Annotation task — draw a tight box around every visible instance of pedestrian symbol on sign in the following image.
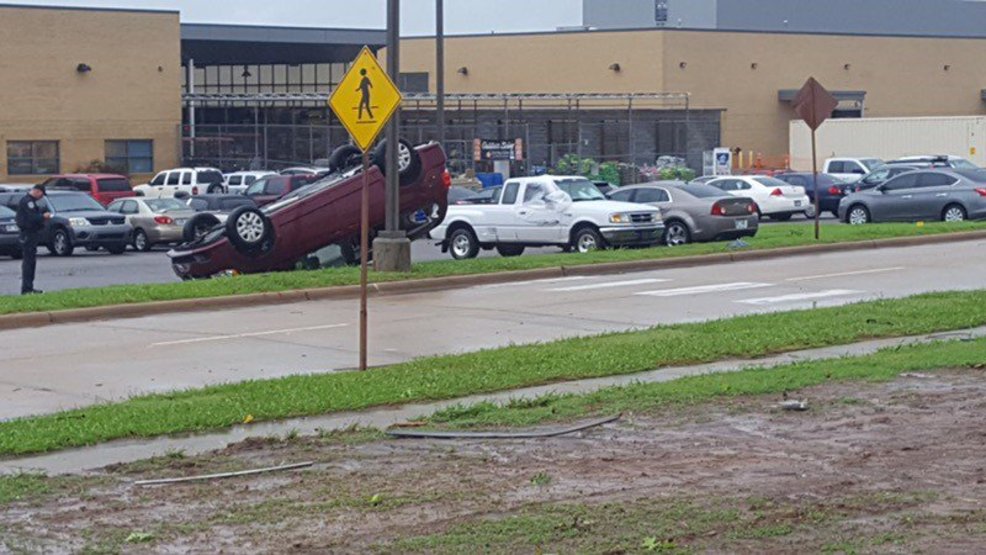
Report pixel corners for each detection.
[357,69,374,121]
[328,46,402,152]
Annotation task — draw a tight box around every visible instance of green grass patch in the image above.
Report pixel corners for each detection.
[0,474,52,505]
[1,221,982,316]
[1,289,986,457]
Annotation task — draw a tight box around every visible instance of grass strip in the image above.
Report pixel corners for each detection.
[2,289,986,457]
[426,337,986,429]
[1,220,983,315]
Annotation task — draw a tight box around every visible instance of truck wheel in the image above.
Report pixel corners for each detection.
[50,228,75,256]
[226,206,273,254]
[207,184,223,194]
[372,139,422,187]
[495,244,525,257]
[449,227,479,260]
[183,213,221,243]
[572,226,603,254]
[328,144,363,173]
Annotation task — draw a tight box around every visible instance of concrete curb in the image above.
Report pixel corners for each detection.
[2,230,984,331]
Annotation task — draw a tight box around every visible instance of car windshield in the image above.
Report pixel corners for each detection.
[0,205,14,218]
[47,194,104,212]
[752,176,791,188]
[675,184,727,198]
[861,159,884,171]
[146,198,188,213]
[950,158,979,170]
[554,178,606,201]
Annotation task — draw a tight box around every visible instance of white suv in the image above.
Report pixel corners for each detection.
[223,171,276,194]
[134,167,225,198]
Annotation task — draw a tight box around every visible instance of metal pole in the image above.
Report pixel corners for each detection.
[436,0,445,149]
[188,59,196,159]
[811,128,821,240]
[385,0,401,233]
[359,150,369,371]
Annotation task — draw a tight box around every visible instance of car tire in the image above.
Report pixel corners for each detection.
[847,205,871,225]
[572,225,604,254]
[133,229,152,252]
[942,204,967,222]
[207,184,223,194]
[803,204,817,219]
[106,244,126,255]
[663,220,691,247]
[495,244,525,257]
[226,206,274,255]
[449,227,479,260]
[50,228,74,256]
[328,144,363,173]
[183,213,222,243]
[769,213,793,221]
[372,138,422,187]
[339,236,374,266]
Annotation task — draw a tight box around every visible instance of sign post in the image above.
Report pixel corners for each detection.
[329,46,403,371]
[792,77,838,240]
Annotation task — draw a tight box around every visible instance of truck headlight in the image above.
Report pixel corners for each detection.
[68,217,90,227]
[609,213,631,224]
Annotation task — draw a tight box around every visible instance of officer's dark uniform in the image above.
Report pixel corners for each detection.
[15,191,48,294]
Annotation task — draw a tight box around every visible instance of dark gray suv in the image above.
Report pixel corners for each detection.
[0,191,132,255]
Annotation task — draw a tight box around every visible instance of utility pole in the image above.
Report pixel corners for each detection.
[436,0,445,149]
[374,0,412,272]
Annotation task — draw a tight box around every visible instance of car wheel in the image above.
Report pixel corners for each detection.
[183,213,222,243]
[769,213,792,221]
[803,204,817,219]
[226,206,274,254]
[942,204,967,222]
[373,138,423,187]
[106,244,127,255]
[328,144,363,173]
[449,227,479,260]
[51,228,74,256]
[495,244,525,257]
[133,229,152,252]
[847,205,870,225]
[663,220,691,247]
[207,184,223,194]
[572,226,604,254]
[339,236,374,266]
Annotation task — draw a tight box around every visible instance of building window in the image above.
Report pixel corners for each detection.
[400,72,429,93]
[6,141,59,175]
[106,140,154,174]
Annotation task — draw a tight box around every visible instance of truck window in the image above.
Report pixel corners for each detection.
[501,182,520,205]
[827,161,844,173]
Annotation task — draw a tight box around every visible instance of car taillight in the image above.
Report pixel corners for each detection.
[770,188,783,197]
[710,202,726,216]
[828,186,842,195]
[192,186,199,195]
[442,169,452,190]
[976,188,986,197]
[748,202,758,214]
[154,216,174,225]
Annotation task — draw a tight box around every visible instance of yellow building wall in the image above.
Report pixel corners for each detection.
[0,6,181,182]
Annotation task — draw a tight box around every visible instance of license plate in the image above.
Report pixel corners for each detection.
[794,200,802,207]
[2,224,17,233]
[175,219,188,226]
[735,220,749,230]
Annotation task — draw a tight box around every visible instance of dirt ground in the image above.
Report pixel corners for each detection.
[3,370,986,554]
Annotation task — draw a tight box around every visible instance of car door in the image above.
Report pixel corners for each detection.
[912,172,960,220]
[484,181,521,242]
[514,181,568,243]
[871,172,920,221]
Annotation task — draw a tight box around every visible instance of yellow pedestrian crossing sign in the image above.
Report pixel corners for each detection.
[329,46,403,152]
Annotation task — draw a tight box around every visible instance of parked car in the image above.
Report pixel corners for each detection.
[0,191,131,256]
[0,184,33,193]
[183,194,259,242]
[885,155,978,170]
[134,167,225,198]
[40,174,133,206]
[0,205,21,259]
[243,174,320,207]
[223,171,276,194]
[706,175,810,220]
[608,181,758,246]
[773,172,848,216]
[430,174,664,259]
[106,197,197,252]
[689,175,718,185]
[850,164,922,192]
[839,168,986,224]
[822,158,884,183]
[169,140,449,279]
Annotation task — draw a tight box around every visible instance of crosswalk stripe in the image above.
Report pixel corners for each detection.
[547,278,670,292]
[485,276,588,288]
[738,289,864,305]
[635,282,772,297]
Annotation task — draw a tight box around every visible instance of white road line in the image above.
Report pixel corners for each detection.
[738,290,864,306]
[635,282,772,297]
[485,276,588,288]
[785,267,905,282]
[547,278,670,292]
[149,323,350,348]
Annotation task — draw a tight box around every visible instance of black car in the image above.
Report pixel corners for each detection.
[0,205,21,259]
[773,172,848,216]
[0,191,131,256]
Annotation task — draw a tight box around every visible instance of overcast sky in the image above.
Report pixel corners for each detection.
[6,0,584,34]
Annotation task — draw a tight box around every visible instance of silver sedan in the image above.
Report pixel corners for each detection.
[838,168,986,224]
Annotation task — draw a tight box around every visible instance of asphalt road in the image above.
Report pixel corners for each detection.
[0,215,833,296]
[1,237,982,420]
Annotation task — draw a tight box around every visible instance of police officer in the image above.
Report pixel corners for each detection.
[15,184,51,295]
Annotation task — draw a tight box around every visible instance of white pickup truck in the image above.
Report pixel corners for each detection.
[822,158,884,183]
[430,175,664,259]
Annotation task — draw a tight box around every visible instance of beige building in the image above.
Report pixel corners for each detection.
[0,4,181,182]
[401,28,986,168]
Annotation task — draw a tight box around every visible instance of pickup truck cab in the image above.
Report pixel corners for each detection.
[822,158,884,183]
[430,175,664,259]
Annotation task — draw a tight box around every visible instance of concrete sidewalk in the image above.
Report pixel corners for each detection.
[2,326,982,476]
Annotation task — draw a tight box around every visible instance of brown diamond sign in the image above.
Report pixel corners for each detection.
[792,77,838,131]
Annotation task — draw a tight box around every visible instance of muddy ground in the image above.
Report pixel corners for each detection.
[2,370,986,554]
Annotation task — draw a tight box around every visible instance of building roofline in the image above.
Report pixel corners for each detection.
[181,22,384,34]
[0,2,178,15]
[402,25,986,42]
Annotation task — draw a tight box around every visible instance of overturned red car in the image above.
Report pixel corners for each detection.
[168,140,450,279]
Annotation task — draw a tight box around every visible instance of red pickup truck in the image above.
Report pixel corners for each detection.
[169,141,450,279]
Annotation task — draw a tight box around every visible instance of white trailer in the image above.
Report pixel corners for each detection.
[789,116,986,171]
